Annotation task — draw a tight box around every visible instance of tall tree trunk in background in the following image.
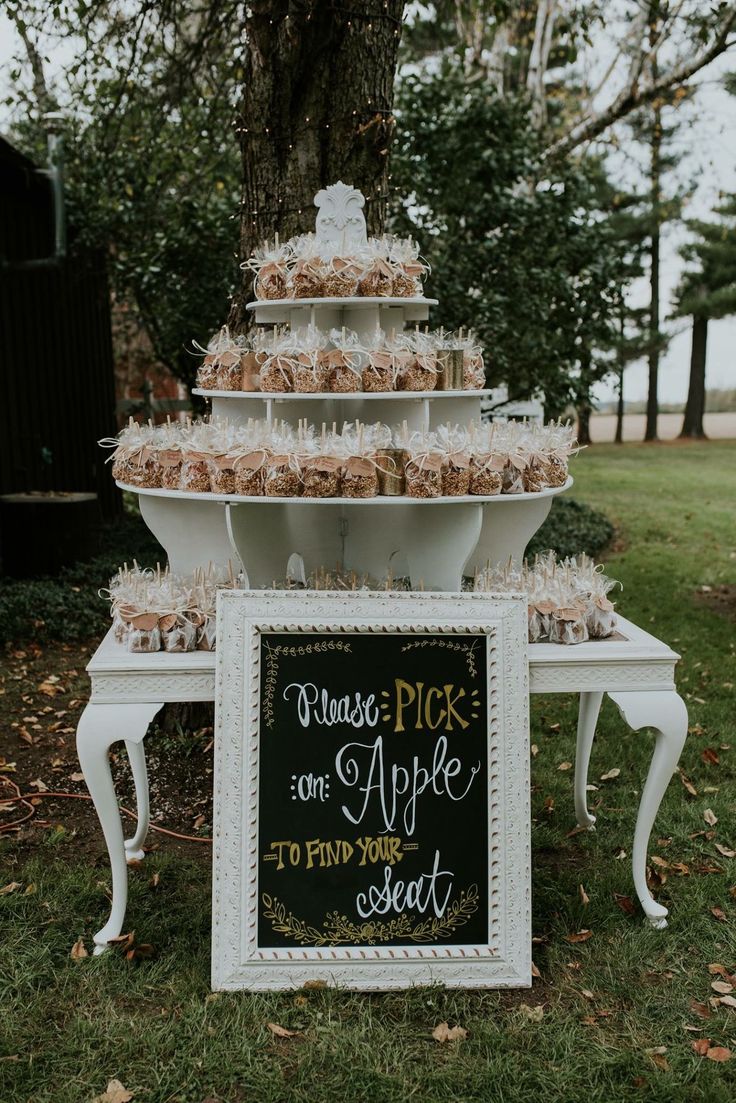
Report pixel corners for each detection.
[577,403,592,446]
[615,308,625,443]
[615,366,625,443]
[644,21,661,441]
[679,314,708,438]
[229,0,406,331]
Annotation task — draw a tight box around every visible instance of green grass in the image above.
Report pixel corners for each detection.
[2,441,736,1103]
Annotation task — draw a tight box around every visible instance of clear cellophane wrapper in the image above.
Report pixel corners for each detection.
[327,329,364,392]
[289,234,327,298]
[247,241,292,300]
[464,422,501,495]
[260,329,296,392]
[460,334,485,390]
[542,422,576,487]
[402,431,444,498]
[302,429,341,497]
[436,424,471,496]
[357,238,394,298]
[322,254,363,297]
[388,236,428,297]
[548,605,589,645]
[340,423,388,498]
[290,326,330,392]
[399,330,438,391]
[362,328,396,392]
[523,450,549,493]
[159,611,197,653]
[179,420,213,492]
[264,425,301,496]
[233,417,270,495]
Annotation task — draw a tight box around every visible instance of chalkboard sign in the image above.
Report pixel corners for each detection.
[212,591,530,991]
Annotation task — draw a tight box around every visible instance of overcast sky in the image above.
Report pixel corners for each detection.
[0,9,734,405]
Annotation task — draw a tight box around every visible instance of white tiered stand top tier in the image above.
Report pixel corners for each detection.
[123,182,570,590]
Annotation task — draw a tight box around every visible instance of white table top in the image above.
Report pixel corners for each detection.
[86,614,679,703]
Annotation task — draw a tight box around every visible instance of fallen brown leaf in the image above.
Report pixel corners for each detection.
[24,883,36,896]
[70,771,85,783]
[29,778,48,792]
[717,995,736,1009]
[0,882,21,896]
[711,980,734,995]
[531,962,541,979]
[578,884,590,906]
[70,937,88,960]
[302,978,327,990]
[267,1022,300,1039]
[614,893,636,916]
[691,1038,710,1056]
[91,1079,133,1103]
[565,929,593,943]
[432,1021,468,1043]
[704,808,718,827]
[556,761,571,771]
[701,748,720,766]
[600,768,620,781]
[679,769,698,797]
[18,727,33,745]
[690,999,712,1020]
[710,907,727,923]
[706,1046,731,1062]
[519,1003,544,1022]
[148,872,160,890]
[715,844,736,859]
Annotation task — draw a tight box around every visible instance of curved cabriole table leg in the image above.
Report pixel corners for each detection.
[608,690,689,929]
[124,738,150,861]
[574,691,604,830]
[76,701,162,953]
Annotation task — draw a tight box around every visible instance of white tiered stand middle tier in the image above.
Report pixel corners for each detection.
[122,295,569,590]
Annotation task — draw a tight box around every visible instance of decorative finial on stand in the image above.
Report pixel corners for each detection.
[313,181,368,256]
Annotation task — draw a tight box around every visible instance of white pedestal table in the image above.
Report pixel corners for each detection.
[76,615,687,953]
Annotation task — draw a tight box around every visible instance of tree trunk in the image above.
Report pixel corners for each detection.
[679,314,708,439]
[645,24,661,442]
[615,365,625,443]
[229,0,406,331]
[577,403,592,446]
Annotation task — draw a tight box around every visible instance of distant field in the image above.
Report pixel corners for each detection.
[590,411,736,441]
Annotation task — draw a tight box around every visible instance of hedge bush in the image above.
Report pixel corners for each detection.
[0,514,163,646]
[525,497,614,560]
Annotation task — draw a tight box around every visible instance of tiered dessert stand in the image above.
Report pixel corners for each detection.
[118,185,570,588]
[78,183,688,954]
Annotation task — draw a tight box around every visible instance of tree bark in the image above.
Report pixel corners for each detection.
[679,314,708,439]
[229,0,406,331]
[577,403,592,446]
[644,40,661,443]
[615,366,625,444]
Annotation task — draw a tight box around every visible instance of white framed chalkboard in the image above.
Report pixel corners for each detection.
[211,590,530,991]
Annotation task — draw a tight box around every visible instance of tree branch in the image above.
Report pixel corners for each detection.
[543,8,736,162]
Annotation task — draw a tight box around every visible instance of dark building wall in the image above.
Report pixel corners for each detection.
[0,136,119,515]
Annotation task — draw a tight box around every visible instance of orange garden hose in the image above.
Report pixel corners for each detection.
[0,774,212,844]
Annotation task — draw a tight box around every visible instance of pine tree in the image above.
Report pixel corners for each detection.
[675,197,736,438]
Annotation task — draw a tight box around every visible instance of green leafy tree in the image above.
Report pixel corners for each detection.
[391,60,634,416]
[674,196,736,438]
[5,1,242,386]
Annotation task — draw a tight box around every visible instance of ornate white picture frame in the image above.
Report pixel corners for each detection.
[211,590,530,991]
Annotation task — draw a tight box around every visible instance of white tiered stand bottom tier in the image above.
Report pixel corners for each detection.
[127,479,572,590]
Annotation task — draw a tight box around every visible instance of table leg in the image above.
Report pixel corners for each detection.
[608,690,688,929]
[124,739,150,862]
[574,691,604,830]
[76,701,162,953]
